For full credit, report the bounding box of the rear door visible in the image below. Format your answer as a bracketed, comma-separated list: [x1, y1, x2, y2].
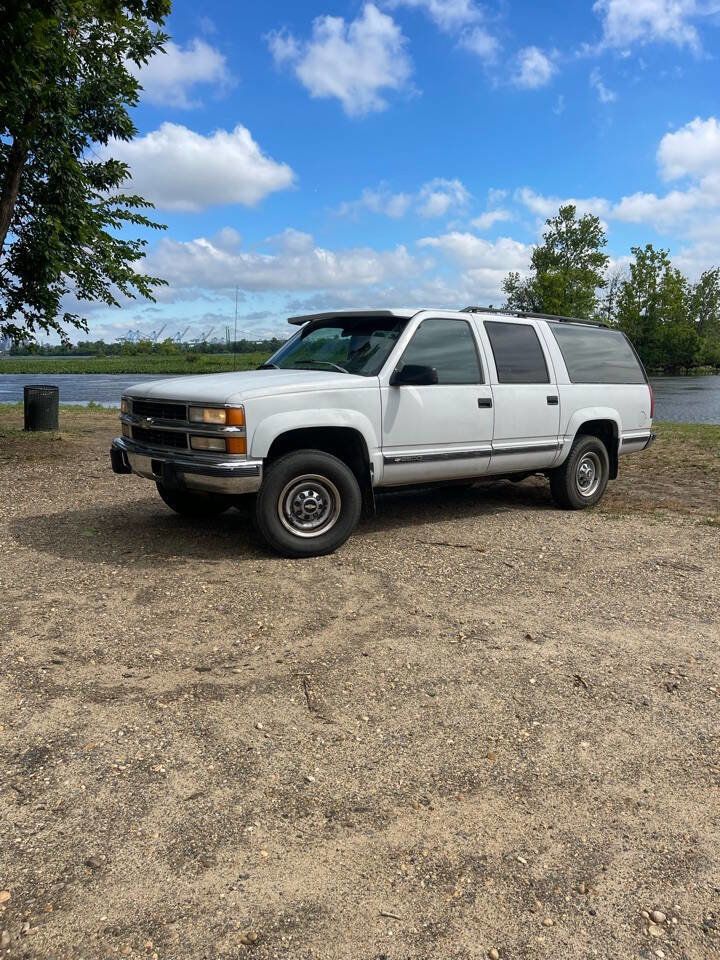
[380, 316, 494, 485]
[478, 319, 562, 473]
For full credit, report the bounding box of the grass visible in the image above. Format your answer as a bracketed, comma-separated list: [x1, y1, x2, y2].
[0, 351, 269, 375]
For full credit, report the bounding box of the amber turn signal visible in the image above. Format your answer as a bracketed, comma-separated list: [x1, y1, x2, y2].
[226, 437, 247, 455]
[226, 407, 245, 426]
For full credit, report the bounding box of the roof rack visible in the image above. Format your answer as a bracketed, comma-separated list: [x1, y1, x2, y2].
[461, 306, 608, 328]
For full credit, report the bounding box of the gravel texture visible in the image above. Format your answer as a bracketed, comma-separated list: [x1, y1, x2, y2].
[0, 409, 718, 960]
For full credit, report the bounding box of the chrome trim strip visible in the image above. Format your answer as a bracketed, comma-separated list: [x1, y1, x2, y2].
[491, 441, 562, 456]
[621, 431, 652, 446]
[113, 435, 251, 467]
[121, 413, 246, 436]
[383, 448, 492, 465]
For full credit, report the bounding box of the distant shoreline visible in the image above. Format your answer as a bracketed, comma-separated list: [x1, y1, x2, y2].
[0, 352, 268, 375]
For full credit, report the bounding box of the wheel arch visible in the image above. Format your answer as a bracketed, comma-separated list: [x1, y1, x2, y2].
[561, 410, 621, 479]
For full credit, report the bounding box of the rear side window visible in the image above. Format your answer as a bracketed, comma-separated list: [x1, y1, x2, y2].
[484, 321, 550, 384]
[399, 318, 482, 384]
[550, 325, 647, 384]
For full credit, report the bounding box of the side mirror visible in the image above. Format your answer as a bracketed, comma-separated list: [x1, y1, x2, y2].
[390, 364, 439, 387]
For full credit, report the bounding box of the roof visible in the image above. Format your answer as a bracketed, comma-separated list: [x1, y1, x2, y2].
[287, 309, 420, 326]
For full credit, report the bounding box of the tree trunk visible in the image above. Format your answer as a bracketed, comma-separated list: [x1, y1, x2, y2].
[0, 134, 28, 254]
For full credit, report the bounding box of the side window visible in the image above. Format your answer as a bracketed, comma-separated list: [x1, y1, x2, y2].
[485, 321, 550, 384]
[397, 318, 482, 385]
[550, 324, 647, 384]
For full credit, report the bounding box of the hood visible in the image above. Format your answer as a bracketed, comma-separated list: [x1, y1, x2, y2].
[123, 368, 375, 404]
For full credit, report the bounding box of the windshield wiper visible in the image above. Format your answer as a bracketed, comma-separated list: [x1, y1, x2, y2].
[258, 361, 279, 369]
[293, 360, 349, 374]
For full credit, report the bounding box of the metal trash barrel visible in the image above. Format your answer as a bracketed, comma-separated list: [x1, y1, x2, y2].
[23, 384, 59, 431]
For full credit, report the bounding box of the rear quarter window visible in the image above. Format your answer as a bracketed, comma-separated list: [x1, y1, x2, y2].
[550, 325, 647, 384]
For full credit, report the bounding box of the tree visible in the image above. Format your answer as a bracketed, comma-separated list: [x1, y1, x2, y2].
[615, 244, 700, 372]
[0, 0, 170, 345]
[503, 204, 610, 319]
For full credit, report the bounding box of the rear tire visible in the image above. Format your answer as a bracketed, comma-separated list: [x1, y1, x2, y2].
[550, 435, 610, 510]
[156, 482, 232, 517]
[256, 450, 362, 558]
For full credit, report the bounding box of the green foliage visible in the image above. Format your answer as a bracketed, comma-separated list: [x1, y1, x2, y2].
[0, 0, 171, 345]
[0, 351, 271, 374]
[503, 204, 610, 319]
[502, 204, 720, 373]
[615, 245, 720, 372]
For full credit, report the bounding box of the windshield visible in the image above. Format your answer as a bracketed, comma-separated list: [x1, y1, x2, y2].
[266, 316, 409, 377]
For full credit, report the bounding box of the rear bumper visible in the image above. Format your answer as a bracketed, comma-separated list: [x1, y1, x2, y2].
[111, 437, 263, 495]
[620, 430, 656, 455]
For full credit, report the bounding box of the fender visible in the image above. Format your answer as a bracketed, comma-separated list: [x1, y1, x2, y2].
[556, 406, 622, 465]
[249, 408, 382, 474]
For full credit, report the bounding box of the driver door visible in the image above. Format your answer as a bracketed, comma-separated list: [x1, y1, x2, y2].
[380, 317, 494, 485]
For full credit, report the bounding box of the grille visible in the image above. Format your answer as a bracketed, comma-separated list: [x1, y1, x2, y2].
[132, 399, 187, 421]
[132, 426, 188, 449]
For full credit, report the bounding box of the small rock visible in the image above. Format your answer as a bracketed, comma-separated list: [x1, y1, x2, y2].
[238, 931, 260, 945]
[84, 856, 103, 870]
[1, 931, 10, 948]
[0, 892, 10, 904]
[650, 910, 667, 924]
[488, 950, 500, 960]
[648, 923, 664, 938]
[641, 910, 650, 919]
[542, 918, 554, 927]
[254, 722, 264, 730]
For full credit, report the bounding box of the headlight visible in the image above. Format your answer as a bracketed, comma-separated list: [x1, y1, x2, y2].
[189, 406, 227, 425]
[188, 406, 245, 426]
[120, 397, 130, 414]
[190, 436, 227, 452]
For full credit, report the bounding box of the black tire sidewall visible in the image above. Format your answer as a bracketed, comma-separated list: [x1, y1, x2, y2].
[552, 436, 610, 509]
[256, 451, 362, 557]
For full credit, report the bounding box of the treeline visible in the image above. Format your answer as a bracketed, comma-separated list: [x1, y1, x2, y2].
[504, 205, 720, 374]
[9, 336, 286, 357]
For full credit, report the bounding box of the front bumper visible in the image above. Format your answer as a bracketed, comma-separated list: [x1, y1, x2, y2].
[111, 437, 263, 496]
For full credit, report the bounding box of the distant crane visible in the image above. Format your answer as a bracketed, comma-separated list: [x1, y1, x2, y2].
[117, 328, 141, 343]
[173, 326, 191, 343]
[149, 323, 167, 343]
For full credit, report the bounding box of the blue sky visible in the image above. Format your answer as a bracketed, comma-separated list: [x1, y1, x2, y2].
[79, 0, 720, 343]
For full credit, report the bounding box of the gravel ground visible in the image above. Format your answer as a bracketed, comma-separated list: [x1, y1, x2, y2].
[1, 409, 718, 960]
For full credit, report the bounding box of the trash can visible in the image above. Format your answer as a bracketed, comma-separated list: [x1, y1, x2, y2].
[23, 384, 59, 431]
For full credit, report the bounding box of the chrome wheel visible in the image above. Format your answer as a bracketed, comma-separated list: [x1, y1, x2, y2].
[278, 474, 342, 538]
[575, 451, 602, 498]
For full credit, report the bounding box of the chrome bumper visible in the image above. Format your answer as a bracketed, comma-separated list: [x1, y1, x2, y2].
[111, 437, 263, 495]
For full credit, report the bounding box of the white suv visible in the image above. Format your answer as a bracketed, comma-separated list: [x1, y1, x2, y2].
[111, 307, 655, 557]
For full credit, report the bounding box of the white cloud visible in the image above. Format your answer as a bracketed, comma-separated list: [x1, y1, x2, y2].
[417, 178, 471, 217]
[592, 0, 717, 51]
[511, 47, 557, 89]
[384, 0, 484, 31]
[516, 187, 612, 219]
[658, 116, 720, 180]
[419, 232, 532, 299]
[385, 0, 500, 62]
[268, 4, 412, 116]
[458, 26, 500, 62]
[133, 39, 231, 108]
[472, 209, 512, 230]
[108, 123, 295, 212]
[590, 68, 617, 103]
[338, 178, 470, 219]
[144, 231, 421, 293]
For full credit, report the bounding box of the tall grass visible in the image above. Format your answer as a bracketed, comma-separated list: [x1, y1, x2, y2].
[0, 352, 270, 375]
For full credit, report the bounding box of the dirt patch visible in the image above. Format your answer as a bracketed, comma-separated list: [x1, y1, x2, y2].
[1, 408, 719, 960]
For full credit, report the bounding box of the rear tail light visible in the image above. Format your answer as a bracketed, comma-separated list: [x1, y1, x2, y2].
[649, 384, 655, 419]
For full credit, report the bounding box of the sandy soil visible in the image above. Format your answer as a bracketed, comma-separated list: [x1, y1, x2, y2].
[1, 409, 718, 960]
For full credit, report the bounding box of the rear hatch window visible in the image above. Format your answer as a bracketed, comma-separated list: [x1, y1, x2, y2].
[550, 325, 646, 384]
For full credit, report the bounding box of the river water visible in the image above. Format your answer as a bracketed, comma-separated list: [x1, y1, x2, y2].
[1, 371, 719, 424]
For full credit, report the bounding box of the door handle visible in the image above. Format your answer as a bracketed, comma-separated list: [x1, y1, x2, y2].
[477, 397, 493, 408]
[547, 395, 559, 406]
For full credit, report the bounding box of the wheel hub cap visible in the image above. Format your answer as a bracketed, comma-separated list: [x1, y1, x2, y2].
[279, 475, 342, 538]
[576, 452, 601, 498]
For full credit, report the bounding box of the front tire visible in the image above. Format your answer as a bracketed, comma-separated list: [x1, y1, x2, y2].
[156, 482, 232, 517]
[256, 450, 362, 558]
[550, 435, 610, 510]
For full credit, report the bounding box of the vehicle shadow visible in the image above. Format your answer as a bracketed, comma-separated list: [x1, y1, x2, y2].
[9, 479, 554, 567]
